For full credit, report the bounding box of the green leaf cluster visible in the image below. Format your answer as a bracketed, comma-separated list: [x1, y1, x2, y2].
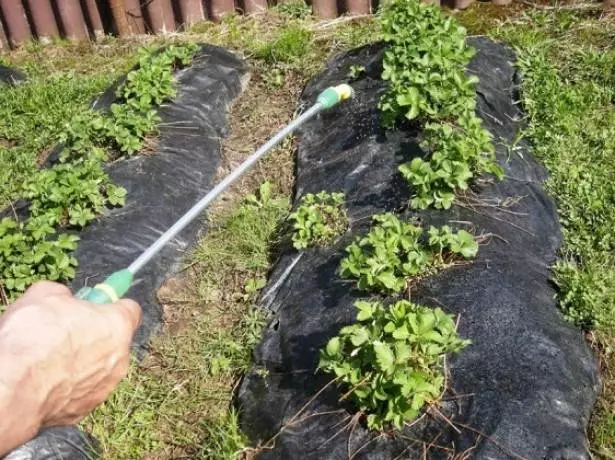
[289, 191, 348, 249]
[378, 0, 501, 209]
[379, 0, 476, 124]
[339, 213, 478, 293]
[0, 218, 79, 295]
[399, 118, 503, 209]
[319, 299, 469, 430]
[0, 44, 198, 301]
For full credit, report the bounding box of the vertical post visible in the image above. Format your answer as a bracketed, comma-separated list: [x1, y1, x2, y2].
[345, 0, 371, 14]
[54, 0, 89, 40]
[146, 0, 176, 33]
[25, 0, 59, 44]
[109, 0, 130, 36]
[124, 0, 145, 34]
[83, 0, 105, 39]
[0, 16, 8, 50]
[243, 0, 266, 14]
[209, 0, 234, 22]
[179, 0, 206, 25]
[0, 0, 32, 46]
[312, 0, 337, 18]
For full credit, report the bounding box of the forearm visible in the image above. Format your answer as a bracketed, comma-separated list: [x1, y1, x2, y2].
[0, 348, 44, 456]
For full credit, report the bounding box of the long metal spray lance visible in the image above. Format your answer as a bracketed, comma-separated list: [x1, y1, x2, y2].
[76, 84, 354, 304]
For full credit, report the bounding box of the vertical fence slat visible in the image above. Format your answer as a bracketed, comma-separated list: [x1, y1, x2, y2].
[146, 0, 176, 33]
[55, 0, 89, 40]
[0, 0, 32, 45]
[346, 0, 371, 14]
[0, 14, 8, 49]
[110, 0, 130, 36]
[312, 0, 337, 18]
[209, 0, 235, 21]
[452, 0, 473, 8]
[83, 0, 105, 39]
[179, 0, 206, 25]
[243, 0, 266, 15]
[26, 0, 59, 43]
[124, 0, 145, 34]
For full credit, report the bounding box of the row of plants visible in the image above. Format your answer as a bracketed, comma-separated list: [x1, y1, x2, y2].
[380, 0, 502, 210]
[284, 0, 496, 432]
[0, 44, 199, 301]
[288, 193, 475, 429]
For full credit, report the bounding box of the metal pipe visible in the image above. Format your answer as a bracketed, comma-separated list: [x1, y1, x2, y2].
[124, 0, 145, 34]
[54, 0, 89, 40]
[146, 0, 176, 33]
[25, 0, 59, 43]
[0, 0, 32, 46]
[128, 102, 324, 275]
[178, 0, 205, 26]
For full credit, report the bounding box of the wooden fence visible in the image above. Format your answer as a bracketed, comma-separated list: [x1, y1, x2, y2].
[0, 0, 510, 49]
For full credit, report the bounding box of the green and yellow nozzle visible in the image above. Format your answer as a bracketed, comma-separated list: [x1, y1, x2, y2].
[316, 84, 353, 110]
[75, 84, 354, 305]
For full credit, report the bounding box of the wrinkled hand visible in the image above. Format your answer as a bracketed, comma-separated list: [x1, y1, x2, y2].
[0, 281, 141, 455]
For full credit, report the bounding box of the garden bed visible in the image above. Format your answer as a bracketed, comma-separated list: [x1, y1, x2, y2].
[237, 36, 600, 459]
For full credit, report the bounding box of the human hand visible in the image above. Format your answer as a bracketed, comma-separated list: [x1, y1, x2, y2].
[0, 281, 141, 455]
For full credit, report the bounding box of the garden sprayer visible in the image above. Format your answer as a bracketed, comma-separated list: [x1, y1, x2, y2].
[75, 84, 353, 304]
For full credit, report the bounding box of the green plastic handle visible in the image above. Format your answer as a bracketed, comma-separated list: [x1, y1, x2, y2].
[75, 269, 133, 304]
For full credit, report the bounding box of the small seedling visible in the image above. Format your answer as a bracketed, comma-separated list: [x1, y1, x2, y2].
[347, 65, 366, 81]
[318, 299, 470, 430]
[245, 181, 274, 209]
[262, 67, 285, 89]
[242, 277, 266, 301]
[289, 191, 349, 249]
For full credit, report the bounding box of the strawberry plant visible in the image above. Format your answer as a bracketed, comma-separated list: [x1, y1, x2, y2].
[0, 218, 79, 299]
[379, 0, 476, 125]
[289, 191, 348, 249]
[339, 213, 478, 293]
[378, 0, 501, 209]
[318, 299, 469, 430]
[400, 118, 503, 210]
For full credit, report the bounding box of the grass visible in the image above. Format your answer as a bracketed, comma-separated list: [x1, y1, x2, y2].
[85, 185, 289, 458]
[457, 6, 615, 457]
[0, 40, 140, 208]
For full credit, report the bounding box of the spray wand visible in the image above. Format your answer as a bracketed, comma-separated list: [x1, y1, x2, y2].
[76, 84, 353, 304]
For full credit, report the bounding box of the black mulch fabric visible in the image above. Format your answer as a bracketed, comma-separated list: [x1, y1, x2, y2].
[237, 37, 600, 460]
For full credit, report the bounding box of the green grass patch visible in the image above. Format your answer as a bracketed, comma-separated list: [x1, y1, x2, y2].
[254, 24, 313, 64]
[0, 74, 113, 205]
